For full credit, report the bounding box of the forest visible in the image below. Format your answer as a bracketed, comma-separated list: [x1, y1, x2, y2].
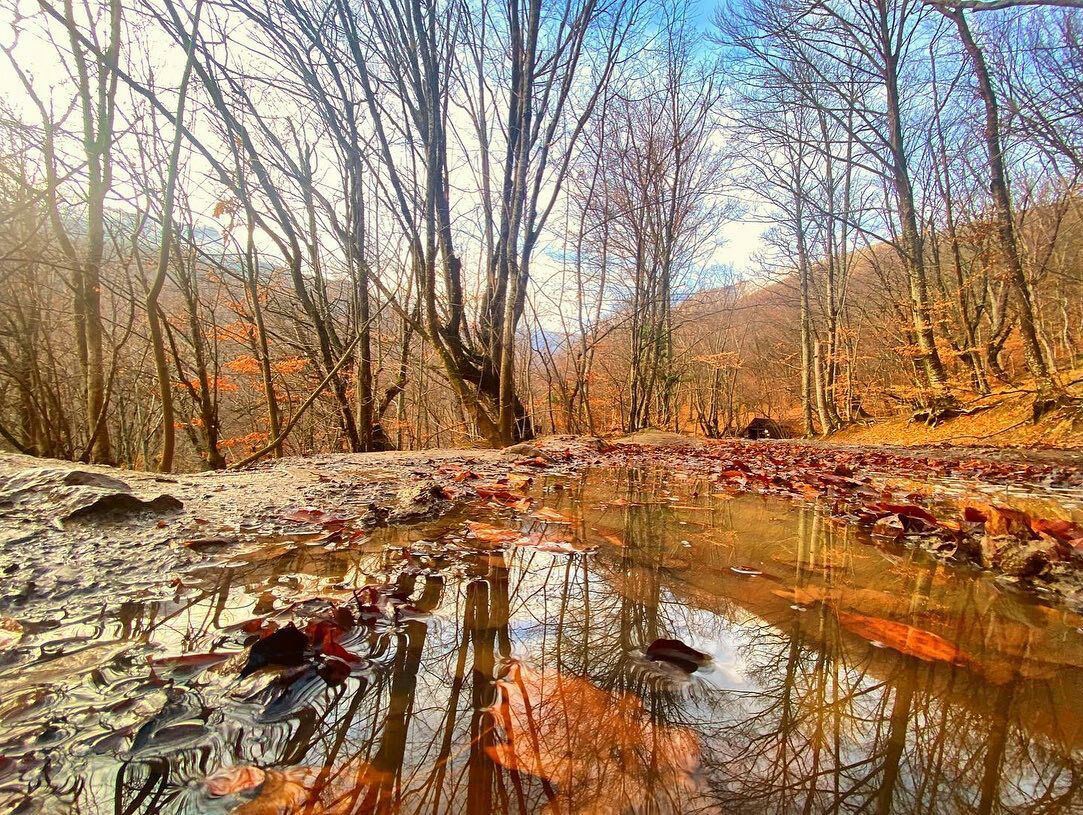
[0, 0, 1080, 470]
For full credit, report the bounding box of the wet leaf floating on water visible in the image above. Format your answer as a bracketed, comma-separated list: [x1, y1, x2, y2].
[303, 619, 360, 663]
[281, 507, 354, 529]
[515, 533, 589, 555]
[644, 638, 711, 673]
[506, 472, 533, 490]
[465, 521, 521, 544]
[835, 611, 968, 665]
[0, 617, 22, 649]
[148, 651, 232, 680]
[475, 484, 532, 511]
[484, 664, 701, 814]
[1030, 518, 1083, 543]
[204, 765, 267, 797]
[239, 623, 308, 678]
[730, 565, 762, 576]
[531, 507, 575, 524]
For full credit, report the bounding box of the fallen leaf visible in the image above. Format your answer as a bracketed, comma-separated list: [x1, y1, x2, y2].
[204, 765, 266, 797]
[729, 565, 762, 576]
[485, 664, 700, 813]
[239, 623, 308, 678]
[465, 521, 521, 543]
[1030, 518, 1083, 543]
[0, 617, 22, 649]
[836, 611, 967, 664]
[531, 507, 574, 524]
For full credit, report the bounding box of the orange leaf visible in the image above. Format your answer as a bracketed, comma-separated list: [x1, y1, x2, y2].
[465, 521, 521, 543]
[531, 507, 574, 524]
[204, 765, 267, 797]
[836, 611, 967, 664]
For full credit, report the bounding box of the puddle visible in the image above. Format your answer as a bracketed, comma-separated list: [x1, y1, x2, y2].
[1, 467, 1082, 813]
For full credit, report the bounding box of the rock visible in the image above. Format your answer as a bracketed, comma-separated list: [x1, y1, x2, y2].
[0, 466, 182, 520]
[500, 443, 553, 461]
[67, 493, 183, 518]
[997, 542, 1051, 579]
[644, 638, 712, 673]
[386, 481, 446, 522]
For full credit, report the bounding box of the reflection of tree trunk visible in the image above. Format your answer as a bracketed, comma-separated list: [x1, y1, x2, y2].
[366, 575, 443, 813]
[875, 659, 917, 815]
[466, 580, 495, 812]
[977, 678, 1016, 815]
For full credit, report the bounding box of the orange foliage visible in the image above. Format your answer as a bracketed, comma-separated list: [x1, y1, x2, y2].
[485, 663, 701, 813]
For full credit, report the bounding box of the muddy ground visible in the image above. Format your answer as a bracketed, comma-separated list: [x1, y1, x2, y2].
[1, 433, 1081, 621]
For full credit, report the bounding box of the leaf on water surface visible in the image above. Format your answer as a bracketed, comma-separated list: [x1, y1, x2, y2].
[515, 533, 588, 555]
[0, 617, 22, 649]
[874, 502, 940, 525]
[304, 619, 360, 663]
[835, 611, 967, 665]
[239, 623, 308, 678]
[644, 638, 711, 672]
[465, 521, 521, 543]
[205, 765, 267, 797]
[484, 664, 700, 814]
[281, 507, 353, 528]
[531, 507, 574, 524]
[475, 484, 532, 510]
[962, 503, 1032, 537]
[729, 565, 762, 576]
[148, 651, 231, 679]
[506, 473, 533, 490]
[1030, 517, 1083, 543]
[218, 762, 392, 815]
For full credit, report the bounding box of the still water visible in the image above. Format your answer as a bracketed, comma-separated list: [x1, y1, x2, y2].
[1, 467, 1081, 814]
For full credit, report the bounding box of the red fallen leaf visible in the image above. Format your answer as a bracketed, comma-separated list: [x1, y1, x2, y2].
[304, 619, 361, 663]
[1030, 518, 1083, 543]
[515, 533, 587, 555]
[506, 473, 533, 490]
[719, 469, 746, 479]
[235, 618, 279, 638]
[465, 521, 521, 543]
[476, 485, 532, 511]
[204, 765, 267, 797]
[963, 503, 1032, 537]
[282, 507, 332, 525]
[962, 506, 988, 523]
[835, 611, 967, 664]
[531, 507, 574, 524]
[452, 469, 478, 482]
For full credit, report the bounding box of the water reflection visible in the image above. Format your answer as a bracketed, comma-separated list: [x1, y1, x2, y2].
[1, 468, 1082, 814]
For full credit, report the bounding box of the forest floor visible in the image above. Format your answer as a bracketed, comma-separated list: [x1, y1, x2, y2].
[1, 431, 1081, 619]
[829, 373, 1083, 450]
